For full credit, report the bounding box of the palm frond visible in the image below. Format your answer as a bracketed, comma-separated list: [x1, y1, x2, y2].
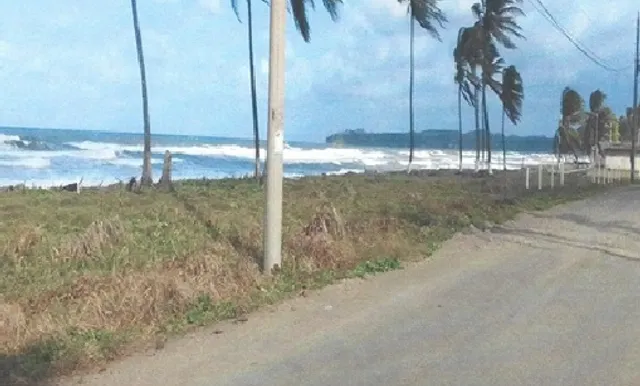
[289, 0, 342, 42]
[501, 65, 523, 125]
[231, 0, 242, 22]
[400, 0, 447, 40]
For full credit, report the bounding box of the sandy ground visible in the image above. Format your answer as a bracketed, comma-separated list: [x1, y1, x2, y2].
[56, 186, 640, 386]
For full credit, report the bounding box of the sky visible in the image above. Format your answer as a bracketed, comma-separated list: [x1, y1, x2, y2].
[0, 0, 637, 142]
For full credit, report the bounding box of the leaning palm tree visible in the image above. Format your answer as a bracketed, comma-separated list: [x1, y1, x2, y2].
[471, 0, 525, 174]
[130, 0, 153, 186]
[499, 65, 523, 171]
[232, 0, 262, 181]
[401, 0, 447, 171]
[453, 27, 477, 172]
[479, 37, 504, 175]
[560, 87, 584, 161]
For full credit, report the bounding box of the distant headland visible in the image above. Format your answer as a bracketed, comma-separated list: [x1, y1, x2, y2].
[326, 129, 555, 153]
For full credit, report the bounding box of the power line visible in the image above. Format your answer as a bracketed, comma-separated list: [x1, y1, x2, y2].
[528, 0, 631, 72]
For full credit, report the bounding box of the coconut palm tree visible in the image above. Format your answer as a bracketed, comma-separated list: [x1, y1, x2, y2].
[499, 65, 523, 170]
[231, 0, 343, 181]
[479, 37, 504, 174]
[560, 87, 584, 161]
[586, 89, 606, 154]
[232, 0, 262, 181]
[401, 0, 447, 171]
[130, 0, 153, 186]
[470, 0, 524, 174]
[454, 27, 479, 172]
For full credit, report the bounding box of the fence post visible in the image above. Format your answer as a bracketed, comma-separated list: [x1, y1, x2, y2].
[591, 164, 596, 183]
[550, 166, 555, 189]
[538, 164, 543, 190]
[525, 168, 530, 190]
[559, 162, 565, 186]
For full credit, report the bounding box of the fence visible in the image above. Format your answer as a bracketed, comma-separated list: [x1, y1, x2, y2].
[521, 162, 634, 191]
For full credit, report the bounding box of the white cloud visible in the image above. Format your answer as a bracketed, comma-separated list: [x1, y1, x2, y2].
[199, 0, 221, 14]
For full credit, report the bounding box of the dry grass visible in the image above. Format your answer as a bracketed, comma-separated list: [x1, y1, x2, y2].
[0, 171, 610, 384]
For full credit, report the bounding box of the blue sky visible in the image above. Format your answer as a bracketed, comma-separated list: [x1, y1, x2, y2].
[0, 0, 637, 142]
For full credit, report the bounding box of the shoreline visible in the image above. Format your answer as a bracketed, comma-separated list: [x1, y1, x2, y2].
[0, 161, 590, 192]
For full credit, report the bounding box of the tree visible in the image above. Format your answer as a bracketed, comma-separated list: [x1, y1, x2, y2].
[453, 25, 482, 171]
[453, 27, 476, 172]
[230, 0, 343, 181]
[584, 89, 606, 152]
[232, 0, 262, 181]
[401, 0, 447, 170]
[559, 87, 584, 160]
[130, 0, 153, 186]
[500, 65, 523, 170]
[471, 0, 524, 174]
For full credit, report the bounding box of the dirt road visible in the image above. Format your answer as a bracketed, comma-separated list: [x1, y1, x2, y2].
[58, 187, 640, 386]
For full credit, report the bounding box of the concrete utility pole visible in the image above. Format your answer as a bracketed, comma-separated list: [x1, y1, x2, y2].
[632, 12, 639, 182]
[263, 0, 287, 272]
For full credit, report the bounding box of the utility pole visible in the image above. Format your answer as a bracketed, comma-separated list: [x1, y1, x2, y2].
[263, 0, 286, 272]
[632, 12, 639, 182]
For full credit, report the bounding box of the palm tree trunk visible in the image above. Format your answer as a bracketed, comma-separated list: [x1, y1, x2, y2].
[473, 70, 480, 172]
[483, 85, 492, 175]
[130, 0, 152, 186]
[501, 108, 507, 171]
[247, 0, 261, 182]
[458, 86, 463, 172]
[407, 14, 415, 172]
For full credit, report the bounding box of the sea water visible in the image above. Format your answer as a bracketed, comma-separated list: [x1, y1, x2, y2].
[0, 126, 560, 188]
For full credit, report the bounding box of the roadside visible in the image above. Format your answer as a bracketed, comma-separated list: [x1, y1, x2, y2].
[54, 185, 640, 386]
[0, 170, 613, 384]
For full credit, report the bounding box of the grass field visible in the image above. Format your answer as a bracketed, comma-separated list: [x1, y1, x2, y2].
[0, 171, 609, 384]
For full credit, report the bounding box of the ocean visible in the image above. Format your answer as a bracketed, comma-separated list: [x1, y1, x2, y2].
[0, 126, 559, 188]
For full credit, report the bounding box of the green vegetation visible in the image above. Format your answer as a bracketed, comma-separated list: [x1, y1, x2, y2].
[0, 172, 610, 383]
[557, 87, 638, 158]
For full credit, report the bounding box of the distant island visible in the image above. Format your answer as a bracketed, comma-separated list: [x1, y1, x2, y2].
[326, 129, 555, 153]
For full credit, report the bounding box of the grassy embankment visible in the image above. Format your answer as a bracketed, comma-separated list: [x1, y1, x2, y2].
[0, 171, 610, 383]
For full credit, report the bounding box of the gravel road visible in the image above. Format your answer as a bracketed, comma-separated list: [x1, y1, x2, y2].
[57, 186, 640, 386]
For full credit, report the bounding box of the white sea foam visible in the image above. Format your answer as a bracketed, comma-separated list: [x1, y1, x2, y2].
[0, 157, 51, 169]
[0, 136, 570, 189]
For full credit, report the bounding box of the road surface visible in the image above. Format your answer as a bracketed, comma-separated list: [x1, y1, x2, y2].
[58, 187, 640, 386]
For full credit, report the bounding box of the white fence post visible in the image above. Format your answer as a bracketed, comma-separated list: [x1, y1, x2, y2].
[550, 166, 555, 189]
[559, 162, 565, 186]
[525, 168, 530, 190]
[538, 164, 543, 190]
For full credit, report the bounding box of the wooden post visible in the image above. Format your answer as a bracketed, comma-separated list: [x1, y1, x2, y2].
[525, 168, 530, 190]
[538, 164, 543, 190]
[550, 166, 555, 189]
[159, 150, 173, 191]
[559, 162, 565, 186]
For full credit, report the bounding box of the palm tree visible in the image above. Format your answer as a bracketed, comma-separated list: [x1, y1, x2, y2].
[471, 0, 524, 174]
[130, 0, 153, 186]
[586, 89, 606, 155]
[453, 27, 478, 172]
[560, 87, 584, 161]
[232, 0, 262, 181]
[401, 0, 447, 171]
[499, 65, 523, 170]
[479, 38, 504, 174]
